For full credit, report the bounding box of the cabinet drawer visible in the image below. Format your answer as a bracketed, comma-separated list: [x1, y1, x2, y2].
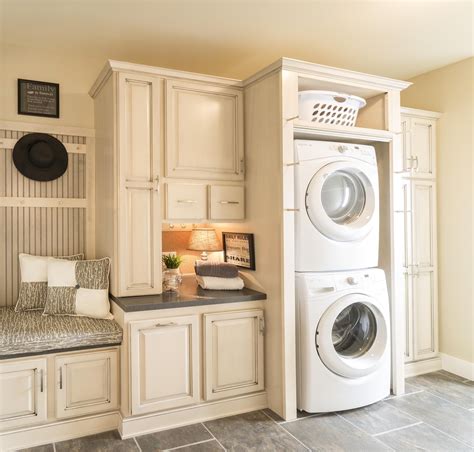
[209, 185, 244, 220]
[55, 349, 119, 419]
[165, 183, 207, 220]
[203, 309, 264, 401]
[0, 357, 47, 430]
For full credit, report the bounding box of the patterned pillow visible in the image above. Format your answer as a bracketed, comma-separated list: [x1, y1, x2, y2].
[15, 253, 84, 312]
[43, 257, 112, 319]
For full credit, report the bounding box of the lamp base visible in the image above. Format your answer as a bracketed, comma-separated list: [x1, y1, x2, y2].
[200, 251, 209, 261]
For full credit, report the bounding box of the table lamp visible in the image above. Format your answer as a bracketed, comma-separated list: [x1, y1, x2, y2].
[188, 228, 221, 261]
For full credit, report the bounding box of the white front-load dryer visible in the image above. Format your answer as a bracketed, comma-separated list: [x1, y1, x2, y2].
[294, 140, 379, 271]
[296, 269, 390, 413]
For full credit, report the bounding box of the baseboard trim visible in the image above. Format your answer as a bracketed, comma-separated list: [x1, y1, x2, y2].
[120, 392, 268, 438]
[441, 353, 474, 380]
[405, 357, 442, 377]
[0, 411, 120, 451]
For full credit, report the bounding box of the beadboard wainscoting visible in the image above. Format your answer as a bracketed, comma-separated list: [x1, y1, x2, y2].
[0, 122, 95, 308]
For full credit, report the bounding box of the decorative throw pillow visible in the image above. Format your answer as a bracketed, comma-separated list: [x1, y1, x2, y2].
[15, 253, 84, 312]
[44, 257, 112, 319]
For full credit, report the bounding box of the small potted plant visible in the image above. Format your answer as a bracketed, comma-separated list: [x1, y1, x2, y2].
[162, 254, 184, 291]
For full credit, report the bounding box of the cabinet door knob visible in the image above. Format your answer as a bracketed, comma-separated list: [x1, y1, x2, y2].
[219, 201, 239, 205]
[177, 200, 196, 204]
[156, 322, 177, 327]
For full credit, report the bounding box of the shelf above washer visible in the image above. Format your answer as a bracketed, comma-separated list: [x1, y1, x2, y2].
[293, 120, 395, 144]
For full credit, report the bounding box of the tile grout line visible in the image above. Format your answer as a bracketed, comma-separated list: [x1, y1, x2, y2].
[372, 421, 423, 437]
[335, 413, 396, 452]
[420, 387, 473, 412]
[133, 436, 143, 452]
[260, 409, 311, 451]
[384, 401, 474, 449]
[166, 438, 217, 451]
[201, 422, 227, 451]
[386, 388, 425, 399]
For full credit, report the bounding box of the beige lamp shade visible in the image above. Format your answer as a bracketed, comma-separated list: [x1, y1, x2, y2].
[188, 228, 221, 252]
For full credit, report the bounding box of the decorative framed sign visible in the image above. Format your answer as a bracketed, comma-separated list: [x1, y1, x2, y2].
[18, 79, 60, 118]
[222, 232, 256, 270]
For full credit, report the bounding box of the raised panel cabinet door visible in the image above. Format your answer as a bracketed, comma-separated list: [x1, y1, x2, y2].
[0, 358, 47, 430]
[165, 183, 207, 220]
[411, 118, 436, 178]
[118, 73, 162, 296]
[203, 310, 264, 401]
[130, 315, 200, 415]
[411, 179, 438, 361]
[165, 80, 244, 181]
[55, 349, 119, 419]
[413, 270, 438, 360]
[209, 185, 245, 221]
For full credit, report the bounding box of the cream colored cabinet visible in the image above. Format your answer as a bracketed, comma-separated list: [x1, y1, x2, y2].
[165, 79, 244, 181]
[401, 180, 438, 363]
[165, 183, 207, 221]
[117, 73, 162, 296]
[209, 185, 245, 221]
[130, 315, 200, 415]
[398, 109, 438, 178]
[165, 183, 244, 221]
[55, 349, 119, 419]
[203, 310, 264, 401]
[0, 358, 47, 430]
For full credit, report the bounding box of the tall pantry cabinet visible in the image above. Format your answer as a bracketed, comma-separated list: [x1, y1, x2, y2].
[398, 107, 441, 374]
[92, 71, 162, 297]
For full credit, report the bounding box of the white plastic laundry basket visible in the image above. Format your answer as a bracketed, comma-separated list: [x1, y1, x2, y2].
[298, 90, 367, 127]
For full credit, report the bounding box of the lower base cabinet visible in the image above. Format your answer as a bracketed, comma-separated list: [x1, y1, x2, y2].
[0, 358, 47, 431]
[203, 310, 264, 401]
[130, 315, 200, 415]
[55, 349, 119, 419]
[129, 309, 265, 415]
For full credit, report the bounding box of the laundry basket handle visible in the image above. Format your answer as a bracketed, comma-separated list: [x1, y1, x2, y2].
[333, 94, 348, 103]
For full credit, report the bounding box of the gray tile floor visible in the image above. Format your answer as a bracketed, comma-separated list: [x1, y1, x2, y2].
[20, 371, 474, 452]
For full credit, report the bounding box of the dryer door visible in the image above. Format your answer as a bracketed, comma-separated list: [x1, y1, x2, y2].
[306, 161, 377, 242]
[316, 294, 388, 378]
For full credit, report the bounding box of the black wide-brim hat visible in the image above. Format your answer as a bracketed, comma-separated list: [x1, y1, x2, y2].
[13, 133, 68, 182]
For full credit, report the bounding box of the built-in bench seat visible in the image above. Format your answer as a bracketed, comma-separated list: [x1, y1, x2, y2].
[0, 307, 122, 359]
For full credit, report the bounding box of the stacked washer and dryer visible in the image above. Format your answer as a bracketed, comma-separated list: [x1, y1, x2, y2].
[294, 139, 391, 413]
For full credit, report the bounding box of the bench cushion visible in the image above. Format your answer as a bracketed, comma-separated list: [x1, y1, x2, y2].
[0, 307, 122, 359]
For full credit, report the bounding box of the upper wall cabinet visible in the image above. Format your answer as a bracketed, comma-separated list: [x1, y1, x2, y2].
[165, 80, 244, 181]
[398, 109, 440, 178]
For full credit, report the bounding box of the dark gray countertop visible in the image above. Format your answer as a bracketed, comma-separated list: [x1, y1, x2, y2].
[111, 275, 267, 312]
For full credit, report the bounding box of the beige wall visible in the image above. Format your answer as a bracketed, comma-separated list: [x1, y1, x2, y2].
[401, 57, 474, 364]
[0, 44, 103, 129]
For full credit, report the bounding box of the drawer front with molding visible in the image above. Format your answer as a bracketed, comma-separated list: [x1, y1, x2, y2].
[0, 358, 47, 430]
[165, 183, 207, 220]
[55, 349, 119, 419]
[209, 185, 244, 220]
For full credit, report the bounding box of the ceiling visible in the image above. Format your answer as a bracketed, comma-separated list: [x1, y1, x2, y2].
[1, 0, 473, 81]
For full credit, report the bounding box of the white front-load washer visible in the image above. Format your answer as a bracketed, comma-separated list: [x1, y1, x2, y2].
[294, 140, 379, 271]
[296, 268, 390, 413]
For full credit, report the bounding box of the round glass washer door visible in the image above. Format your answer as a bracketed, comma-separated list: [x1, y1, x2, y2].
[316, 294, 388, 378]
[306, 161, 377, 242]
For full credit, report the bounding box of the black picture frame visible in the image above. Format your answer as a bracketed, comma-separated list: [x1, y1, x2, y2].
[222, 232, 256, 270]
[18, 79, 60, 118]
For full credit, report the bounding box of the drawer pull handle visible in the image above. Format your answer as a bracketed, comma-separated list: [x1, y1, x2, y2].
[219, 201, 239, 205]
[156, 322, 177, 327]
[177, 200, 196, 204]
[40, 369, 44, 393]
[59, 366, 63, 390]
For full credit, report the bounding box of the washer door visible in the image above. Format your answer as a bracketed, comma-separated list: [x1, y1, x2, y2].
[316, 294, 388, 378]
[306, 161, 376, 242]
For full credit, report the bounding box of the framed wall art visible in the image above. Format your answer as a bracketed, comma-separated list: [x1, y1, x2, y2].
[18, 79, 60, 118]
[222, 232, 256, 270]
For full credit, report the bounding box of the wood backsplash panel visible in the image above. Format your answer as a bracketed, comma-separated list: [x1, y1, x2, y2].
[0, 127, 91, 308]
